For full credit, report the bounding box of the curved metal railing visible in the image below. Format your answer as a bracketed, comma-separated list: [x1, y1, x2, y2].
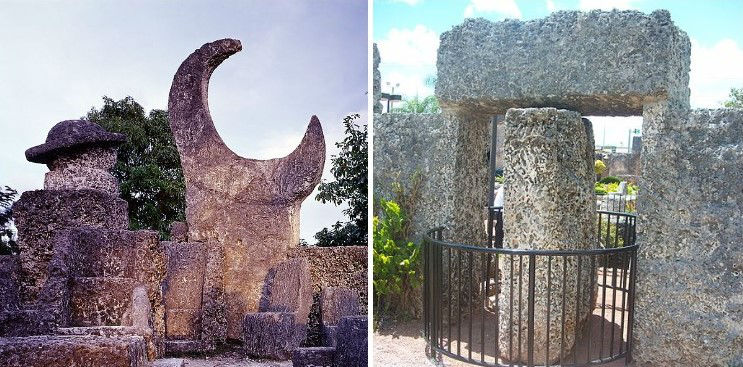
[423, 208, 638, 367]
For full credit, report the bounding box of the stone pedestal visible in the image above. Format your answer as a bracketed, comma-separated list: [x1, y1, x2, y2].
[498, 108, 596, 363]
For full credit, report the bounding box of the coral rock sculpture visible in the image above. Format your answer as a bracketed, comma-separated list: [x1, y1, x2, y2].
[168, 38, 325, 339]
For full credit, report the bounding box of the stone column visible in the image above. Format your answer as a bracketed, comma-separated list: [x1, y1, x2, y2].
[373, 43, 382, 114]
[498, 108, 596, 364]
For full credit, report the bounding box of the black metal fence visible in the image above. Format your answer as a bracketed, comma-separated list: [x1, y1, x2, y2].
[423, 209, 638, 367]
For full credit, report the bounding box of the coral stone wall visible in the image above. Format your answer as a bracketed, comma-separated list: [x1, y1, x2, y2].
[634, 108, 743, 366]
[289, 245, 367, 346]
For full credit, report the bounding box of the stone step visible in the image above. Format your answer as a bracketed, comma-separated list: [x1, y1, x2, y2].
[292, 347, 336, 367]
[0, 335, 147, 367]
[56, 325, 159, 360]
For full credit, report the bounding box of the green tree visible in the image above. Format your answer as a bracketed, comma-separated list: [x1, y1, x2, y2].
[723, 87, 743, 108]
[85, 96, 185, 239]
[392, 95, 441, 114]
[0, 186, 18, 255]
[314, 113, 368, 246]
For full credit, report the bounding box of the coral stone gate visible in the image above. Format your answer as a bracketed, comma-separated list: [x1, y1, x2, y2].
[375, 8, 742, 367]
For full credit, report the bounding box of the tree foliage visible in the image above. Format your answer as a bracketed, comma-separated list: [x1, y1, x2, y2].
[392, 95, 441, 114]
[373, 199, 421, 323]
[0, 186, 18, 255]
[85, 96, 185, 239]
[314, 113, 368, 246]
[723, 87, 743, 108]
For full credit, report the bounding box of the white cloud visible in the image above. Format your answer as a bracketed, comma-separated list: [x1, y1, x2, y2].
[464, 0, 522, 19]
[376, 25, 438, 100]
[578, 0, 640, 11]
[379, 70, 434, 103]
[689, 38, 743, 108]
[390, 0, 423, 5]
[546, 0, 557, 12]
[376, 25, 439, 68]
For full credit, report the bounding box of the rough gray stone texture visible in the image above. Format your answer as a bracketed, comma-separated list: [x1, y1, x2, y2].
[163, 241, 206, 340]
[25, 119, 125, 164]
[243, 312, 306, 360]
[634, 108, 743, 367]
[320, 287, 360, 326]
[11, 189, 128, 305]
[259, 258, 313, 327]
[0, 255, 20, 311]
[0, 309, 56, 337]
[200, 240, 226, 347]
[436, 10, 690, 116]
[48, 228, 166, 337]
[333, 316, 367, 367]
[499, 108, 596, 363]
[319, 287, 359, 347]
[168, 38, 325, 339]
[163, 339, 207, 356]
[44, 146, 120, 193]
[292, 347, 335, 367]
[372, 113, 459, 241]
[374, 112, 489, 318]
[373, 43, 382, 113]
[288, 246, 368, 347]
[169, 222, 189, 242]
[604, 152, 641, 177]
[56, 325, 157, 362]
[0, 335, 147, 367]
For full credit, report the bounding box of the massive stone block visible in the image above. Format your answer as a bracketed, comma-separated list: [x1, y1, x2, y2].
[11, 189, 128, 305]
[373, 112, 491, 245]
[334, 316, 367, 367]
[47, 228, 166, 336]
[634, 108, 743, 367]
[258, 258, 312, 326]
[319, 287, 360, 347]
[436, 10, 690, 116]
[168, 38, 325, 339]
[243, 312, 306, 360]
[499, 108, 596, 363]
[0, 335, 147, 367]
[292, 347, 336, 367]
[163, 241, 206, 340]
[69, 277, 136, 327]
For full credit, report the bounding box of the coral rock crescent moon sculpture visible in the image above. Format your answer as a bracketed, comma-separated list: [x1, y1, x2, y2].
[168, 38, 326, 339]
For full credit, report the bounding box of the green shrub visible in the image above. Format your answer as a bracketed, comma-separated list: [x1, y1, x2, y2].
[594, 182, 608, 195]
[373, 199, 421, 323]
[594, 160, 606, 175]
[599, 176, 621, 184]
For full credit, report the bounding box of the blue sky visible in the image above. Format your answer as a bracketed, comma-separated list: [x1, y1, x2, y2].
[0, 1, 367, 243]
[374, 0, 743, 150]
